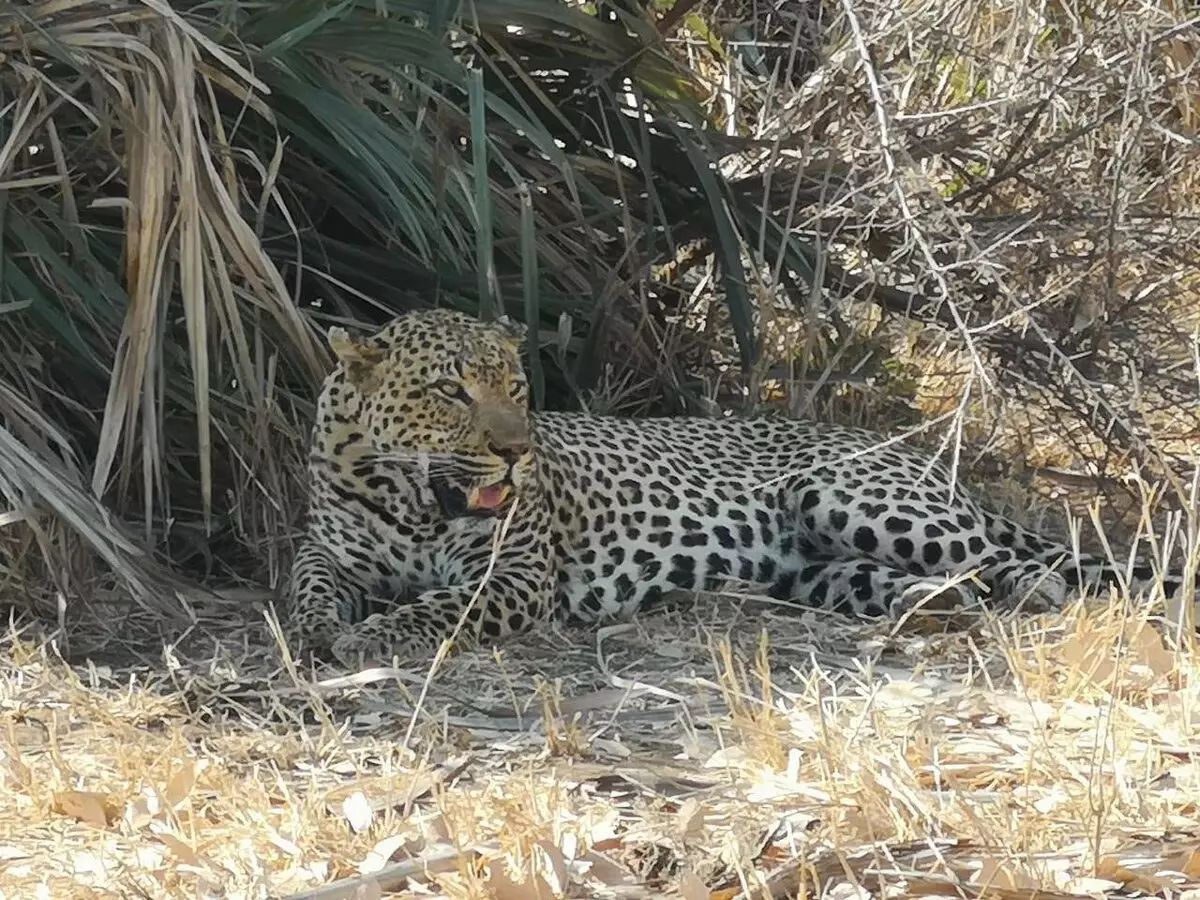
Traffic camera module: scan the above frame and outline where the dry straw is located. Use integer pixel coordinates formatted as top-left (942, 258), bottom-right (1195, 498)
top-left (1, 542), bottom-right (1199, 899)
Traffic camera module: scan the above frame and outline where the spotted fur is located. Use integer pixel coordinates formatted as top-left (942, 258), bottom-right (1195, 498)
top-left (289, 309), bottom-right (1183, 665)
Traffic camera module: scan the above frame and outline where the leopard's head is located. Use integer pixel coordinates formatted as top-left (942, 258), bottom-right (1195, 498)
top-left (315, 309), bottom-right (533, 517)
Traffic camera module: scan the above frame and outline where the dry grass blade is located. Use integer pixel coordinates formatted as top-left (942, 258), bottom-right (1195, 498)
top-left (137, 0), bottom-right (271, 95)
top-left (170, 28), bottom-right (212, 526)
top-left (276, 842), bottom-right (500, 900)
top-left (0, 419), bottom-right (160, 605)
top-left (91, 55), bottom-right (170, 528)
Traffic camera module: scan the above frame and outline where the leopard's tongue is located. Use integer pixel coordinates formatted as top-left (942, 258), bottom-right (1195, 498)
top-left (468, 483), bottom-right (511, 510)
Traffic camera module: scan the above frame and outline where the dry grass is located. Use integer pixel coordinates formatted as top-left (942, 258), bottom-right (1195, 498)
top-left (3, 558), bottom-right (1199, 899)
top-left (661, 0), bottom-right (1200, 510)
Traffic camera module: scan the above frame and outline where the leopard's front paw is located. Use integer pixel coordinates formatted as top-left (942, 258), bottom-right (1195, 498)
top-left (329, 614), bottom-right (441, 668)
top-left (890, 579), bottom-right (981, 618)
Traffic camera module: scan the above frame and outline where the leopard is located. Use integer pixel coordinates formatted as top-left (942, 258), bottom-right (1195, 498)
top-left (288, 308), bottom-right (1184, 666)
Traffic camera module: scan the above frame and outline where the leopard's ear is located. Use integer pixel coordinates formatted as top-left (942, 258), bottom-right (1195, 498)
top-left (493, 315), bottom-right (528, 349)
top-left (328, 326), bottom-right (386, 392)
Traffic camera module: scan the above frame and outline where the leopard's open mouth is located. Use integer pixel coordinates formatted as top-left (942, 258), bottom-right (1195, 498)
top-left (467, 482), bottom-right (512, 512)
top-left (431, 478), bottom-right (515, 518)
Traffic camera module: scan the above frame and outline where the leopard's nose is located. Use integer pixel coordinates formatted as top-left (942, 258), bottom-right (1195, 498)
top-left (488, 441), bottom-right (529, 465)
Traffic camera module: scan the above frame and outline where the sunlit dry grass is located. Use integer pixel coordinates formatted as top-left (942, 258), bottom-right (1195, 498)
top-left (2, 519), bottom-right (1198, 899)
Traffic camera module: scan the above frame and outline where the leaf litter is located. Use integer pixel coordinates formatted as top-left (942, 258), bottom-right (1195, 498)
top-left (1, 586), bottom-right (1199, 899)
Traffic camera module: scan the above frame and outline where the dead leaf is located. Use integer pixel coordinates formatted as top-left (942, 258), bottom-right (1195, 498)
top-left (1096, 856), bottom-right (1138, 884)
top-left (164, 759), bottom-right (202, 808)
top-left (1061, 631), bottom-right (1115, 686)
top-left (679, 871), bottom-right (710, 900)
top-left (1128, 622), bottom-right (1175, 680)
top-left (358, 834), bottom-right (411, 875)
top-left (1167, 844), bottom-right (1200, 877)
top-left (154, 830), bottom-right (200, 866)
top-left (0, 746), bottom-right (31, 791)
top-left (1096, 856), bottom-right (1176, 893)
top-left (535, 840), bottom-right (569, 895)
top-left (122, 788), bottom-right (161, 831)
top-left (53, 790), bottom-right (117, 828)
top-left (485, 854), bottom-right (556, 899)
top-left (343, 790), bottom-right (374, 834)
top-left (676, 798), bottom-right (707, 843)
top-left (419, 812), bottom-right (451, 844)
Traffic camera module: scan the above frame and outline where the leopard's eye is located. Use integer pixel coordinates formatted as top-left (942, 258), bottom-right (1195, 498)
top-left (433, 380), bottom-right (472, 403)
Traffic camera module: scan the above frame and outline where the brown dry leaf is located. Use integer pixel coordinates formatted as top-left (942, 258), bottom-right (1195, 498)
top-left (485, 854), bottom-right (556, 899)
top-left (760, 843), bottom-right (791, 863)
top-left (578, 850), bottom-right (639, 888)
top-left (1096, 856), bottom-right (1177, 892)
top-left (677, 797), bottom-right (707, 843)
top-left (1061, 619), bottom-right (1175, 692)
top-left (53, 790), bottom-right (117, 828)
top-left (1127, 622), bottom-right (1175, 680)
top-left (334, 765), bottom-right (448, 816)
top-left (1096, 856), bottom-right (1139, 884)
top-left (535, 839), bottom-right (570, 895)
top-left (419, 811), bottom-right (452, 844)
top-left (163, 758), bottom-right (201, 808)
top-left (0, 751), bottom-right (31, 792)
top-left (153, 829), bottom-right (200, 866)
top-left (394, 767), bottom-right (442, 808)
top-left (1164, 844), bottom-right (1200, 877)
top-left (1164, 36), bottom-right (1200, 130)
top-left (5, 722), bottom-right (48, 750)
top-left (679, 870), bottom-right (711, 900)
top-left (122, 788), bottom-right (161, 831)
top-left (1061, 630), bottom-right (1116, 686)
